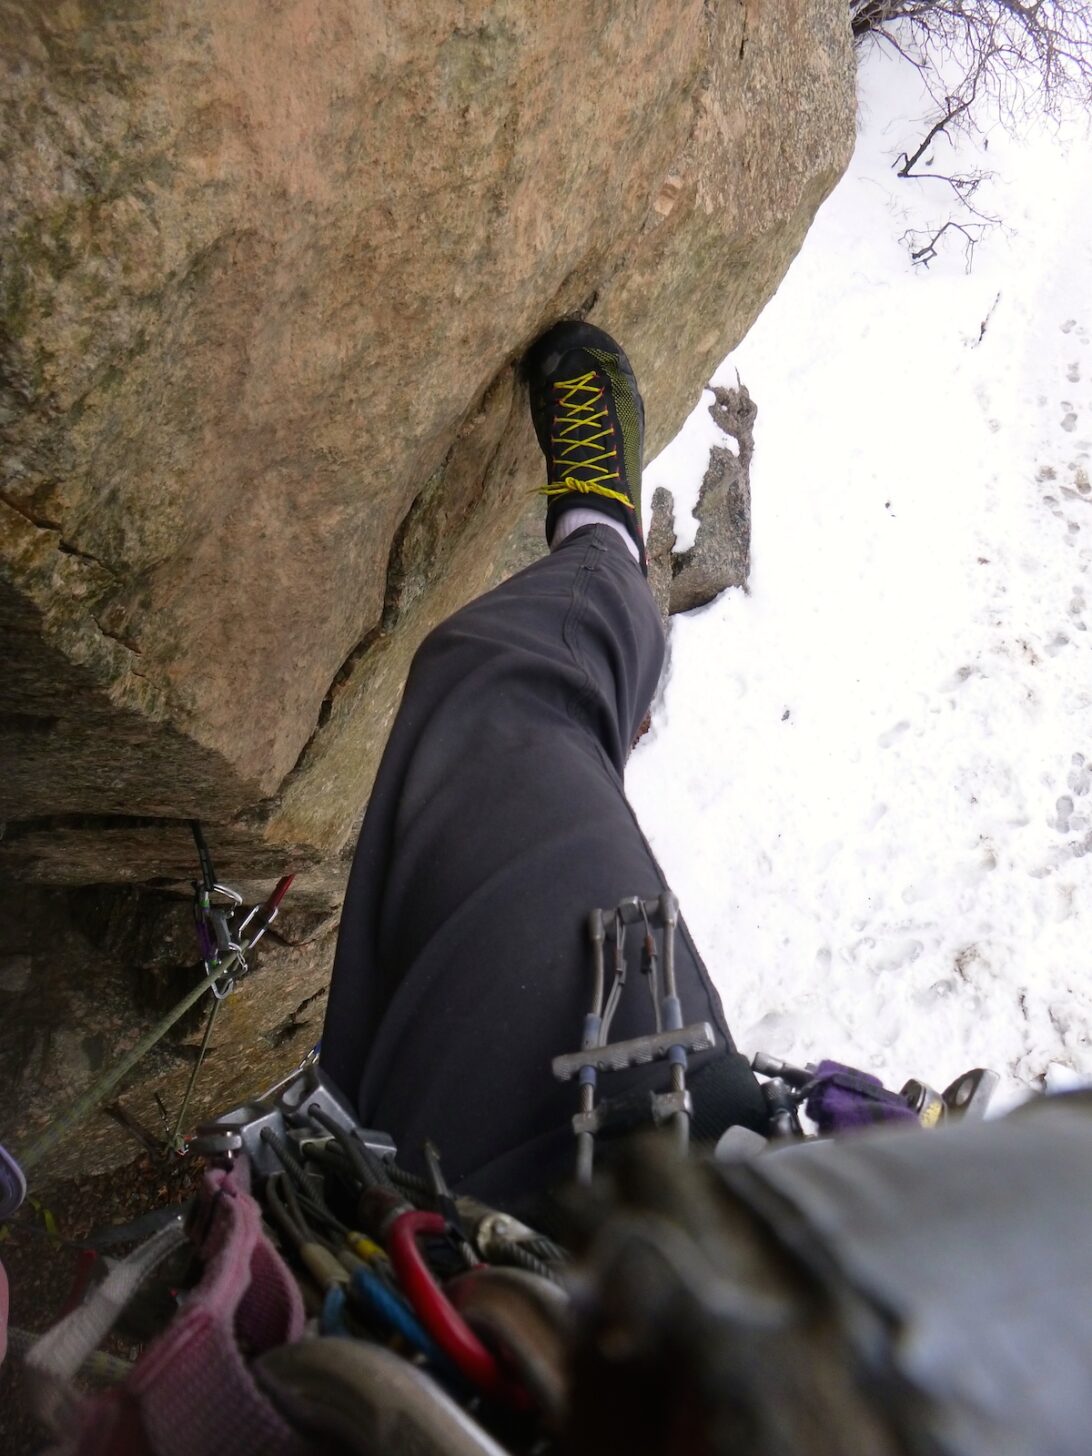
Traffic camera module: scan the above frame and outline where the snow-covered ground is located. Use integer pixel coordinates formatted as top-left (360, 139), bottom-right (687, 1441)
top-left (630, 42), bottom-right (1092, 1109)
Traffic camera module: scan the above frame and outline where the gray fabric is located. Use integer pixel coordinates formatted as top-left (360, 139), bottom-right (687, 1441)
top-left (321, 526), bottom-right (765, 1204)
top-left (719, 1094), bottom-right (1092, 1456)
top-left (256, 1340), bottom-right (508, 1456)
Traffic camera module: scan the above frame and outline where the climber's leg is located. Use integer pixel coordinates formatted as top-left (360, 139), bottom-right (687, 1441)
top-left (321, 523), bottom-right (765, 1203)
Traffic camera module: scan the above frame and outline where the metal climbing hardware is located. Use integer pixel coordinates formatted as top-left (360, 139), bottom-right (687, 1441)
top-left (166, 829), bottom-right (298, 1153)
top-left (749, 1051), bottom-right (1000, 1137)
top-left (0, 1142), bottom-right (27, 1221)
top-left (552, 890), bottom-right (714, 1185)
top-left (165, 823), bottom-right (294, 1153)
top-left (190, 820), bottom-right (291, 997)
top-left (190, 1061), bottom-right (396, 1174)
top-left (11, 825), bottom-right (295, 1177)
top-left (185, 1061), bottom-right (567, 1422)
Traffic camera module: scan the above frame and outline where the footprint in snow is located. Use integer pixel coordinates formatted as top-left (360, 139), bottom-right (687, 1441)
top-left (1029, 758), bottom-right (1092, 872)
top-left (864, 802), bottom-right (888, 830)
top-left (867, 938), bottom-right (924, 974)
top-left (941, 664), bottom-right (981, 691)
top-left (1067, 753), bottom-right (1091, 798)
top-left (877, 720), bottom-right (910, 748)
top-left (1048, 754), bottom-right (1092, 857)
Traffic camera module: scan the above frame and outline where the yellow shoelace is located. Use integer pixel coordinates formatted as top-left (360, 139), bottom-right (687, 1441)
top-left (536, 371), bottom-right (635, 509)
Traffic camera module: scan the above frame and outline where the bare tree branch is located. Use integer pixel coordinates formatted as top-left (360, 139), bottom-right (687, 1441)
top-left (854, 3), bottom-right (1089, 270)
top-left (853, 0), bottom-right (1092, 124)
top-left (901, 218), bottom-right (993, 269)
top-left (969, 289), bottom-right (1002, 346)
top-left (894, 92), bottom-right (974, 174)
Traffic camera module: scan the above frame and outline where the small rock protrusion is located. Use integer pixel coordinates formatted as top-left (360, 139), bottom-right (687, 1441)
top-left (669, 382), bottom-right (756, 615)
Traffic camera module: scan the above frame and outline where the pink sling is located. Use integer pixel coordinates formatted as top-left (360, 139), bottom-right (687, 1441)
top-left (27, 1165), bottom-right (312, 1456)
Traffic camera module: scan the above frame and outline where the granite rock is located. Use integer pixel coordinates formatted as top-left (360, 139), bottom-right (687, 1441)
top-left (2, 0), bottom-right (854, 877)
top-left (0, 1), bottom-right (855, 1181)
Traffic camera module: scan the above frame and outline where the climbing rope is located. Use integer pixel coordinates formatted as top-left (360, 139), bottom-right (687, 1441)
top-left (13, 828), bottom-right (294, 1179)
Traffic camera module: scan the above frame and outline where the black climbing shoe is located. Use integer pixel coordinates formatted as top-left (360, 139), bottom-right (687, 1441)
top-left (522, 320), bottom-right (647, 571)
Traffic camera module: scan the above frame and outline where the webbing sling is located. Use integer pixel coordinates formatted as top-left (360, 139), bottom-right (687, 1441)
top-left (25, 1165), bottom-right (310, 1456)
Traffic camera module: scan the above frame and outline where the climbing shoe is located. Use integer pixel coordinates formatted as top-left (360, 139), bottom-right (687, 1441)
top-left (522, 319), bottom-right (647, 571)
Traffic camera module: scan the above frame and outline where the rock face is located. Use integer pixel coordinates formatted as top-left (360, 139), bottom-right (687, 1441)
top-left (0, 1), bottom-right (855, 1179)
top-left (0, 883), bottom-right (334, 1183)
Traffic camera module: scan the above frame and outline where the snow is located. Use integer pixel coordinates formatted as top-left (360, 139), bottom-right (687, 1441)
top-left (629, 41), bottom-right (1092, 1110)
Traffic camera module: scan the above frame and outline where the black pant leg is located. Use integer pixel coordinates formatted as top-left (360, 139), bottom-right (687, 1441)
top-left (320, 525), bottom-right (765, 1202)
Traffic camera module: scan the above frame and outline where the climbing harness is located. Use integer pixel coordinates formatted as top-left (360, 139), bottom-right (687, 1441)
top-left (17, 1061), bottom-right (569, 1454)
top-left (2, 876), bottom-right (1005, 1456)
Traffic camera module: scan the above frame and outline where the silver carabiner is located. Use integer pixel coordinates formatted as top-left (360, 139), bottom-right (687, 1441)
top-left (210, 940), bottom-right (247, 999)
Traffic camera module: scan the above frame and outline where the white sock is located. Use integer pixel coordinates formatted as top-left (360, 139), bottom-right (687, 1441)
top-left (549, 507), bottom-right (640, 562)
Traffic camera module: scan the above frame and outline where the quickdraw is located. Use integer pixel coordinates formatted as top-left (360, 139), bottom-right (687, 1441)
top-left (3, 827), bottom-right (295, 1194)
top-left (188, 1063), bottom-right (565, 1414)
top-left (165, 823), bottom-right (294, 1152)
